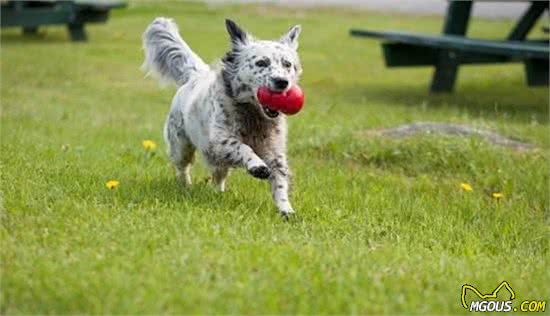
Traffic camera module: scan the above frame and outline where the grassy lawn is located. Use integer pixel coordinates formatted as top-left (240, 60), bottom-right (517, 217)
top-left (1, 1), bottom-right (548, 314)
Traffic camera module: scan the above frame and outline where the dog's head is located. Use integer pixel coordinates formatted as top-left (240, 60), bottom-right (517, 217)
top-left (222, 19), bottom-right (302, 119)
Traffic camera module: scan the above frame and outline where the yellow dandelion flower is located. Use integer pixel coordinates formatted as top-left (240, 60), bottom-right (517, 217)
top-left (492, 192), bottom-right (504, 199)
top-left (460, 183), bottom-right (473, 192)
top-left (142, 140), bottom-right (157, 151)
top-left (106, 180), bottom-right (120, 190)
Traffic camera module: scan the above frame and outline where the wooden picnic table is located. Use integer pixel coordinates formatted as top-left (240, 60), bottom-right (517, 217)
top-left (350, 1), bottom-right (549, 93)
top-left (1, 0), bottom-right (126, 41)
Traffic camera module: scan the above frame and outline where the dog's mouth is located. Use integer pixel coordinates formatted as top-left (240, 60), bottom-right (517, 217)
top-left (262, 106), bottom-right (280, 118)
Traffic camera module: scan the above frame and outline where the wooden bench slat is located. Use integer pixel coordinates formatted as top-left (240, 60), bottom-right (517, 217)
top-left (380, 42), bottom-right (514, 67)
top-left (350, 29), bottom-right (549, 59)
top-left (1, 9), bottom-right (73, 28)
top-left (75, 0), bottom-right (127, 10)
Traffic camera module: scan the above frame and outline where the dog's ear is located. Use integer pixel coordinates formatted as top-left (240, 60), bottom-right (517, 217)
top-left (225, 19), bottom-right (249, 47)
top-left (280, 25), bottom-right (301, 50)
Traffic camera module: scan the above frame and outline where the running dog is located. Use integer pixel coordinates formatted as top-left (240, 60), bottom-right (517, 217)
top-left (142, 18), bottom-right (302, 217)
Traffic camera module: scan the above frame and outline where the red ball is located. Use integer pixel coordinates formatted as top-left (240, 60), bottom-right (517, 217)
top-left (257, 86), bottom-right (272, 107)
top-left (257, 85), bottom-right (304, 115)
top-left (282, 85), bottom-right (304, 115)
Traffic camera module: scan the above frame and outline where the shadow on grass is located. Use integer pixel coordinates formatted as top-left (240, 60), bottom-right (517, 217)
top-left (341, 80), bottom-right (548, 122)
top-left (0, 31), bottom-right (70, 44)
top-left (99, 175), bottom-right (275, 217)
top-left (122, 177), bottom-right (222, 204)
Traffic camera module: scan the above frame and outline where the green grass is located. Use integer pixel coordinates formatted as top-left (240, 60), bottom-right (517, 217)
top-left (1, 1), bottom-right (549, 314)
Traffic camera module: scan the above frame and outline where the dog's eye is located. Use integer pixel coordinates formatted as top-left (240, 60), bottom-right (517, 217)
top-left (282, 60), bottom-right (292, 68)
top-left (255, 58), bottom-right (270, 67)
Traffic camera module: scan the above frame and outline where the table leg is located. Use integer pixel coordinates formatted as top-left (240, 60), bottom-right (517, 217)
top-left (430, 1), bottom-right (472, 93)
top-left (23, 26), bottom-right (38, 35)
top-left (508, 1), bottom-right (549, 41)
top-left (67, 23), bottom-right (87, 42)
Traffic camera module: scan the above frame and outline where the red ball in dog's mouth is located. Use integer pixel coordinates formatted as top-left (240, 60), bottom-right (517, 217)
top-left (257, 85), bottom-right (304, 118)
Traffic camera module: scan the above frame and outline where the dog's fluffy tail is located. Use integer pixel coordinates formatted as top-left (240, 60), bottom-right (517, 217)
top-left (142, 17), bottom-right (208, 86)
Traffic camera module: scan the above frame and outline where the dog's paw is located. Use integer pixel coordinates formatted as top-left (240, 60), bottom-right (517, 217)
top-left (279, 208), bottom-right (296, 220)
top-left (247, 164), bottom-right (271, 179)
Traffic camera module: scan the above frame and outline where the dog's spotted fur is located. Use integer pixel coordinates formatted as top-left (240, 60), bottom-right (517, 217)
top-left (142, 18), bottom-right (302, 216)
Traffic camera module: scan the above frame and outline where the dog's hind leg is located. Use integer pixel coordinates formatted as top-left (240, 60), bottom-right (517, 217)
top-left (174, 140), bottom-right (195, 186)
top-left (211, 167), bottom-right (229, 192)
top-left (165, 119), bottom-right (195, 186)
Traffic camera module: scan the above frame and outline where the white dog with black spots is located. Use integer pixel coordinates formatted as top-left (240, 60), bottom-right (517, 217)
top-left (142, 17), bottom-right (302, 217)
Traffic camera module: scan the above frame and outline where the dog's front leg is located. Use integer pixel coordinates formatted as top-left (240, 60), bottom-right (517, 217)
top-left (267, 156), bottom-right (294, 216)
top-left (209, 136), bottom-right (271, 179)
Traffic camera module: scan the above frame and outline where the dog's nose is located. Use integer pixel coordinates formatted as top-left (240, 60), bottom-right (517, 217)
top-left (272, 77), bottom-right (289, 90)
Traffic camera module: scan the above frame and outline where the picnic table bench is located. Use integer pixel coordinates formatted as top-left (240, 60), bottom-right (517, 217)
top-left (1, 0), bottom-right (126, 41)
top-left (350, 1), bottom-right (549, 92)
